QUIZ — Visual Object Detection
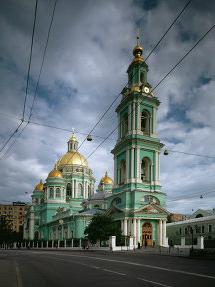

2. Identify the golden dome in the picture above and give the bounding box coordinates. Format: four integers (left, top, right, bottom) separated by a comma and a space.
48, 169, 63, 178
68, 133, 78, 142
100, 171, 113, 185
132, 36, 144, 63
34, 180, 44, 191
57, 151, 88, 168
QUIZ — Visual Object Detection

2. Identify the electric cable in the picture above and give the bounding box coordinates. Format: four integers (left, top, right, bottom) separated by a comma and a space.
0, 0, 58, 160
84, 23, 215, 161
22, 0, 38, 121
75, 0, 192, 152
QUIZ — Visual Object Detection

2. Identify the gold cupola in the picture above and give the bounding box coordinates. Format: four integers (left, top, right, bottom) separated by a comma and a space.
56, 133, 88, 169
34, 179, 44, 192
47, 167, 63, 179
100, 171, 113, 185
132, 36, 144, 63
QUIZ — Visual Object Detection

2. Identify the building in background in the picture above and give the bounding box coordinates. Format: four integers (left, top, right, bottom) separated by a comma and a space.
167, 209, 215, 248
24, 37, 169, 247
0, 202, 27, 233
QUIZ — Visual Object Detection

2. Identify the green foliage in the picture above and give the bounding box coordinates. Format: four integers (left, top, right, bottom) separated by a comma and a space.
0, 216, 23, 243
84, 214, 121, 245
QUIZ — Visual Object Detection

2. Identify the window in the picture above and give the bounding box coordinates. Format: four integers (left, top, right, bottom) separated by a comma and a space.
121, 113, 128, 137
66, 183, 72, 196
185, 227, 188, 234
179, 228, 181, 235
77, 183, 83, 197
56, 188, 61, 198
119, 160, 126, 185
141, 157, 151, 182
88, 185, 91, 198
141, 110, 150, 134
208, 224, 212, 233
143, 195, 160, 205
140, 71, 145, 84
201, 226, 205, 233
111, 197, 121, 206
49, 188, 54, 198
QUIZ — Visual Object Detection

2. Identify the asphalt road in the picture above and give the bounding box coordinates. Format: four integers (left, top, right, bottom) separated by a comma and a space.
0, 249, 215, 287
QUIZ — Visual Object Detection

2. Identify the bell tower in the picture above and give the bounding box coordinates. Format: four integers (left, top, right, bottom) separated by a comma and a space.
108, 37, 169, 248
112, 36, 163, 192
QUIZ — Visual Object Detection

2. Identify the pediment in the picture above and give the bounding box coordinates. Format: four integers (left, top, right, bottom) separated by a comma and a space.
134, 204, 169, 215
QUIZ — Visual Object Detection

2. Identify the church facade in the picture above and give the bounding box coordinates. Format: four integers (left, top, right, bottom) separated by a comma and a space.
24, 38, 169, 247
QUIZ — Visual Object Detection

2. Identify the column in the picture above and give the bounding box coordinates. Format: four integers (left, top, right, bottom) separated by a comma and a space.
124, 219, 128, 236
131, 148, 134, 180
137, 219, 141, 244
128, 103, 131, 132
137, 102, 141, 131
121, 220, 124, 234
72, 180, 74, 198
74, 180, 76, 198
159, 219, 163, 246
136, 147, 140, 182
158, 152, 160, 182
29, 210, 34, 240
114, 157, 117, 185
132, 103, 135, 131
162, 220, 167, 246
133, 219, 137, 246
126, 148, 129, 182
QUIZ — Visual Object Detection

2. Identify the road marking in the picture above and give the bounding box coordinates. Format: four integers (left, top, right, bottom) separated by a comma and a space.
22, 251, 215, 280
138, 277, 172, 287
102, 268, 126, 276
14, 260, 22, 287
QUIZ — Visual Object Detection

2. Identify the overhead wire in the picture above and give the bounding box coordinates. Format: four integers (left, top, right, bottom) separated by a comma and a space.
22, 0, 38, 122
0, 0, 58, 160
84, 23, 215, 162
144, 0, 192, 61
57, 0, 191, 167
0, 0, 39, 156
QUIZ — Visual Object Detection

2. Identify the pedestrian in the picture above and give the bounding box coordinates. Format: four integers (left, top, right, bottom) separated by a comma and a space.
144, 240, 147, 248
138, 241, 140, 249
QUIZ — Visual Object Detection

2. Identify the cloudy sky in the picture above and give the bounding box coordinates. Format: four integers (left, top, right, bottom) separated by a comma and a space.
0, 0, 215, 214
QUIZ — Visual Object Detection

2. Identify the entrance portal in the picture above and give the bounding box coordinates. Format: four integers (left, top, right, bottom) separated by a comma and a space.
142, 223, 152, 246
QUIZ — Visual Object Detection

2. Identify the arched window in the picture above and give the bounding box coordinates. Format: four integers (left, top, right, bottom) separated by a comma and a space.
49, 187, 54, 198
141, 110, 150, 134
143, 195, 160, 205
77, 183, 83, 197
141, 157, 151, 182
121, 113, 128, 137
111, 197, 122, 206
140, 71, 145, 84
88, 185, 91, 198
66, 183, 72, 196
56, 188, 61, 198
119, 160, 126, 185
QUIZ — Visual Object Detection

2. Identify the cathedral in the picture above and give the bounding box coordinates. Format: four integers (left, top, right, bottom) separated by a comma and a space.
24, 38, 169, 247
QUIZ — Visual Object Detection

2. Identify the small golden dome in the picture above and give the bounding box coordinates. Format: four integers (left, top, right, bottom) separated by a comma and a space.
132, 36, 144, 63
100, 171, 113, 185
68, 133, 78, 142
48, 169, 63, 178
34, 180, 44, 191
57, 151, 88, 168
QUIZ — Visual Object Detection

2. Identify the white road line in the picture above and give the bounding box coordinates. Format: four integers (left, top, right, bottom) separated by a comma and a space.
14, 260, 22, 287
23, 251, 215, 280
102, 269, 126, 276
138, 277, 172, 287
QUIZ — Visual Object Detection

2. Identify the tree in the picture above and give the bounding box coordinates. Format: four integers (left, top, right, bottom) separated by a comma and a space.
0, 216, 13, 243
84, 214, 121, 245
